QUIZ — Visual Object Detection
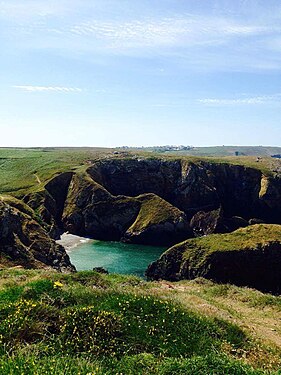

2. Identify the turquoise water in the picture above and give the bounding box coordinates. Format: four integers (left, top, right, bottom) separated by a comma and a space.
68, 240, 166, 277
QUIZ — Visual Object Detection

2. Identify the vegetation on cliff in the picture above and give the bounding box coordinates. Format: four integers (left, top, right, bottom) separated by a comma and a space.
123, 193, 191, 245
1, 147, 281, 273
147, 224, 281, 293
0, 269, 280, 374
0, 198, 74, 271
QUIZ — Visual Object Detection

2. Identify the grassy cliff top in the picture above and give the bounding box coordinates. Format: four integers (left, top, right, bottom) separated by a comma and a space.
182, 224, 281, 253
0, 268, 279, 374
0, 147, 280, 198
0, 148, 111, 197
175, 224, 281, 269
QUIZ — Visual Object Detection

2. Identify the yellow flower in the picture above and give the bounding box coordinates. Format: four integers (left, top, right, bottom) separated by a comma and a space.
53, 281, 64, 288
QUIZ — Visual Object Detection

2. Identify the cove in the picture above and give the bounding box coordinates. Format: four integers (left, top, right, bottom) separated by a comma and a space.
67, 240, 166, 277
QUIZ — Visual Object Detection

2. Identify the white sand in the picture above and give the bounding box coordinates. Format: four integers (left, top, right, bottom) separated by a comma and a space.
56, 232, 93, 252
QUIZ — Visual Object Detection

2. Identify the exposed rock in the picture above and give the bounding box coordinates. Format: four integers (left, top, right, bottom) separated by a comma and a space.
249, 218, 265, 225
190, 207, 227, 236
61, 173, 191, 245
22, 157, 281, 246
146, 224, 281, 294
24, 172, 73, 239
190, 208, 248, 236
62, 172, 112, 236
122, 193, 192, 246
0, 198, 75, 272
93, 267, 109, 274
225, 216, 249, 231
86, 158, 270, 219
258, 175, 281, 222
87, 158, 182, 199
206, 163, 262, 219
83, 196, 140, 241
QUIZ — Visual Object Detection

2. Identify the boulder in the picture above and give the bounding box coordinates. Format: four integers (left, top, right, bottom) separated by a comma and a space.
190, 207, 227, 236
93, 267, 109, 274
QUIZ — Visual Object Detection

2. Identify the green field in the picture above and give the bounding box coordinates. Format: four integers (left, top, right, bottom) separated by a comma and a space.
0, 147, 280, 198
0, 147, 112, 197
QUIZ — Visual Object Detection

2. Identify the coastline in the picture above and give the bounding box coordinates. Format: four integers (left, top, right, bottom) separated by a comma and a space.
56, 232, 93, 252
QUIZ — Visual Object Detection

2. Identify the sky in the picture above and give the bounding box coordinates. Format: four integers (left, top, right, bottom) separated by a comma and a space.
1, 0, 281, 147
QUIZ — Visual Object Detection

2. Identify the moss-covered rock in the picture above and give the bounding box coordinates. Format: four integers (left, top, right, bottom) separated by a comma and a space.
146, 224, 281, 293
62, 172, 112, 236
122, 193, 192, 246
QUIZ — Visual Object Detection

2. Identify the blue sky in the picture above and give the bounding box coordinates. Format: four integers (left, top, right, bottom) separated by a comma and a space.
1, 0, 281, 147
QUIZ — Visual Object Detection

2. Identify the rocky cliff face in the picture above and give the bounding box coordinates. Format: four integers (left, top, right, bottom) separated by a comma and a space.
87, 158, 281, 221
23, 157, 281, 247
61, 172, 191, 245
146, 224, 281, 294
0, 198, 75, 271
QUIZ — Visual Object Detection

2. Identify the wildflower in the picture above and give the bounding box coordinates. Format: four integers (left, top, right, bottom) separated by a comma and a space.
53, 281, 64, 288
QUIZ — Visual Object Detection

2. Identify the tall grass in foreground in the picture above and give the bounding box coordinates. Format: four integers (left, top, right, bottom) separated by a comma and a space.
0, 270, 279, 374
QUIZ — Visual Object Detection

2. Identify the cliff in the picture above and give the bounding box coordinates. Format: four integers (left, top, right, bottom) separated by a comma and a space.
146, 224, 281, 294
24, 157, 281, 244
0, 197, 75, 271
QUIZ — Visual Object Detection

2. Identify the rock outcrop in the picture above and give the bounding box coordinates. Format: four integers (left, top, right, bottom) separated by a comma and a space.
122, 194, 191, 246
190, 208, 248, 236
0, 198, 75, 271
62, 174, 191, 244
146, 224, 281, 294
87, 158, 281, 221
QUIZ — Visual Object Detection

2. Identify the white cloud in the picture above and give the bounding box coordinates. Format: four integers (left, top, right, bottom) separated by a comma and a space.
13, 85, 82, 93
3, 3, 281, 72
65, 16, 277, 50
198, 94, 281, 105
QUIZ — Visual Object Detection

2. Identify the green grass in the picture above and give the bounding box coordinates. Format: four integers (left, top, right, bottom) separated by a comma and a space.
177, 224, 281, 267
0, 147, 279, 199
158, 145, 281, 157
128, 193, 183, 232
0, 148, 112, 197
0, 270, 279, 374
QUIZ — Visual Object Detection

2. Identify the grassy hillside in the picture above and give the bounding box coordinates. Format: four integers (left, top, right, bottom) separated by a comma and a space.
1, 147, 280, 198
0, 269, 280, 374
119, 145, 281, 157
150, 146, 281, 157
0, 148, 112, 197
180, 224, 281, 260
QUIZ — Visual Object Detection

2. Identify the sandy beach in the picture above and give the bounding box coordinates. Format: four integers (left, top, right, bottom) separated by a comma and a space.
56, 232, 93, 252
